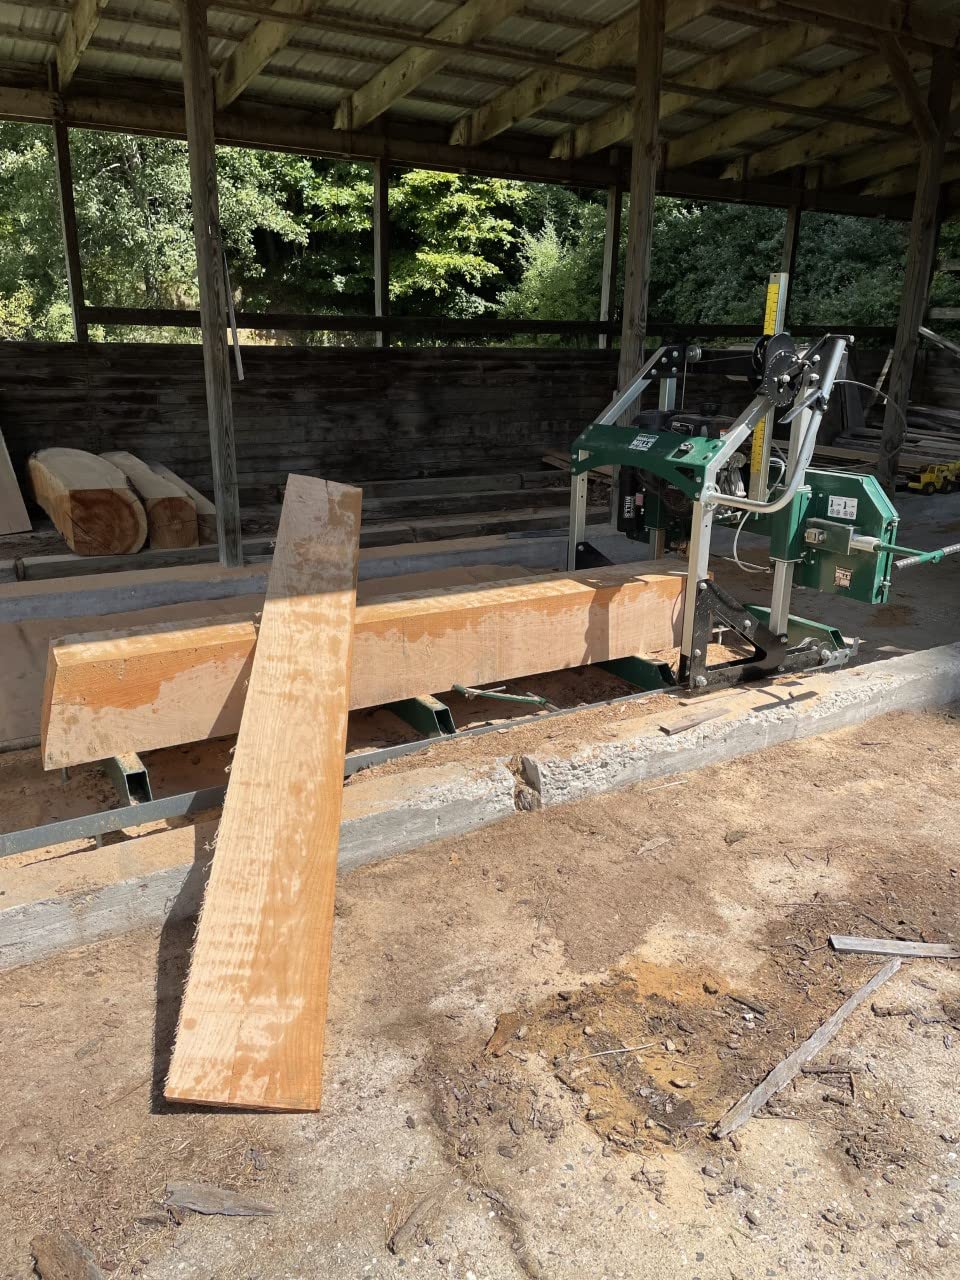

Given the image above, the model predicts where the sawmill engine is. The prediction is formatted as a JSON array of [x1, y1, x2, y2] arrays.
[[615, 409, 750, 553]]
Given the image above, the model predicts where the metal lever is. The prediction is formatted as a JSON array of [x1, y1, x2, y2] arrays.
[[891, 541, 960, 571], [778, 385, 822, 424]]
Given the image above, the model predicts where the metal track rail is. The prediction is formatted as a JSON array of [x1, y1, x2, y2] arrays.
[[1, 684, 668, 861]]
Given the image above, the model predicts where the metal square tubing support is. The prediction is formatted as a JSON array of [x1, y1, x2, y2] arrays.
[[373, 158, 390, 348], [878, 49, 953, 495], [177, 0, 242, 568], [567, 345, 668, 570], [51, 110, 88, 343]]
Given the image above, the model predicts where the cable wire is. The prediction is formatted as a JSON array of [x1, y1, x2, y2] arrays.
[[832, 378, 910, 438]]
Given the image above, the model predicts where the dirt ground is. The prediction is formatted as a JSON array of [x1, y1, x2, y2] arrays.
[[4, 705, 960, 1280]]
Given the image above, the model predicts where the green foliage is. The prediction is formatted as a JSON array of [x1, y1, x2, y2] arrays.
[[0, 124, 73, 340], [0, 119, 949, 347], [789, 212, 908, 327]]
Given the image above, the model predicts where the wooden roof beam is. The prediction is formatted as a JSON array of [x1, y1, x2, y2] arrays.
[[333, 0, 525, 132], [672, 49, 905, 171], [865, 152, 960, 198], [215, 0, 315, 109], [721, 81, 960, 181], [0, 81, 915, 217], [881, 34, 936, 140], [449, 0, 713, 148], [727, 87, 930, 179], [725, 0, 960, 53], [820, 91, 960, 188], [57, 0, 110, 89], [554, 18, 832, 160]]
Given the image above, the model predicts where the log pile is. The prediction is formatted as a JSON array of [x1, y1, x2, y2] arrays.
[[28, 449, 148, 556], [25, 448, 218, 556]]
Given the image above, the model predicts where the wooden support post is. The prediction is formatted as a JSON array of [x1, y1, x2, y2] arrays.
[[780, 203, 801, 316], [372, 159, 390, 349], [610, 0, 663, 516], [598, 179, 622, 352], [878, 50, 953, 494], [51, 116, 88, 343], [177, 0, 242, 567], [617, 0, 664, 391]]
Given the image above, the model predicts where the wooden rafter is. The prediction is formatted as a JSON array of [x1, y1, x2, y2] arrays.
[[333, 0, 525, 132], [215, 0, 314, 110], [733, 93, 908, 179], [726, 0, 960, 53], [0, 82, 917, 216], [820, 92, 960, 188], [880, 34, 936, 140], [56, 0, 110, 89], [674, 50, 903, 171], [448, 0, 712, 148], [864, 151, 960, 197], [552, 19, 832, 160]]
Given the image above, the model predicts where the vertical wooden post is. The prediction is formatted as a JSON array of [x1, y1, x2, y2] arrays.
[[373, 159, 390, 349], [780, 203, 801, 321], [598, 180, 622, 351], [878, 50, 953, 495], [177, 0, 242, 567], [616, 0, 664, 392], [52, 116, 88, 343]]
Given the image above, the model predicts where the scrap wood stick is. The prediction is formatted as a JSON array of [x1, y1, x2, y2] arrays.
[[713, 958, 902, 1139], [830, 935, 960, 959]]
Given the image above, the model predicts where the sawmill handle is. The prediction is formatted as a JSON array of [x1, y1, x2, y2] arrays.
[[893, 541, 960, 571]]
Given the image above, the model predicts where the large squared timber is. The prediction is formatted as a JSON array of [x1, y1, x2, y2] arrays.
[[41, 561, 686, 769]]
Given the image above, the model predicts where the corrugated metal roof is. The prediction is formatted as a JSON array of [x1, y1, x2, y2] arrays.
[[2, 0, 960, 195]]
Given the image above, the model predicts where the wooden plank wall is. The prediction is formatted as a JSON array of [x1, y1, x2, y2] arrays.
[[0, 342, 912, 504], [912, 346, 960, 409], [0, 344, 620, 501]]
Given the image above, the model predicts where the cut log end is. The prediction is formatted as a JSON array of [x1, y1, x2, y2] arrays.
[[28, 450, 148, 556], [145, 496, 200, 549]]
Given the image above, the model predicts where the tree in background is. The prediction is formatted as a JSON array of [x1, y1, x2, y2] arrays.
[[0, 125, 538, 341], [0, 123, 310, 341], [504, 195, 915, 339], [0, 119, 950, 345]]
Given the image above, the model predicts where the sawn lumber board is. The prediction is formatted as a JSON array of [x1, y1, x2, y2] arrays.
[[164, 473, 361, 1110], [41, 561, 685, 768], [0, 428, 30, 535]]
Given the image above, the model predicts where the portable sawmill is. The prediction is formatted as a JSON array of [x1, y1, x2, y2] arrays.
[[567, 333, 960, 693]]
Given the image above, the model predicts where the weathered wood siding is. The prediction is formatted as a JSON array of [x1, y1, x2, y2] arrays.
[[0, 341, 918, 504], [0, 343, 620, 500]]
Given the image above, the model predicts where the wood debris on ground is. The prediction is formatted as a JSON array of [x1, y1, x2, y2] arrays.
[[163, 1182, 276, 1218]]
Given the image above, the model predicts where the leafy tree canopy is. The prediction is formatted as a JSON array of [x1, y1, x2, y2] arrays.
[[0, 120, 954, 345]]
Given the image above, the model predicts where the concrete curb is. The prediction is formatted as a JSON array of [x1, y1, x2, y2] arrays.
[[0, 760, 516, 971], [520, 642, 960, 807]]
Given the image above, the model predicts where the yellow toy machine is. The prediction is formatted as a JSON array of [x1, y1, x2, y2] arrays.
[[906, 461, 960, 495]]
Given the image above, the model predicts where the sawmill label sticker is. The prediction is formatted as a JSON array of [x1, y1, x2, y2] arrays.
[[629, 433, 657, 452], [835, 566, 853, 589], [827, 495, 858, 520]]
